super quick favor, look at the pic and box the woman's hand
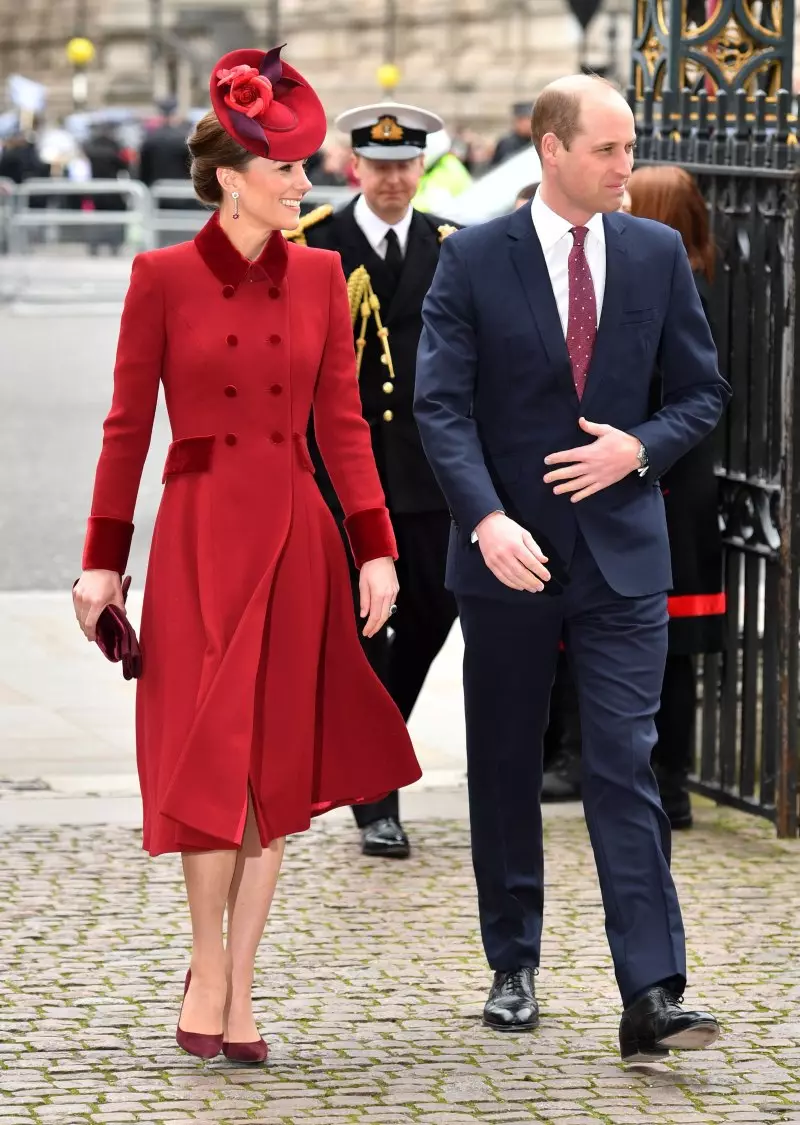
[73,569,125,642]
[358,557,399,638]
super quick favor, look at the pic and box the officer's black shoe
[654,766,693,830]
[541,749,582,802]
[619,985,719,1063]
[482,968,539,1032]
[360,817,410,859]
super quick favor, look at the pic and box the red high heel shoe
[222,1037,269,1065]
[176,970,224,1060]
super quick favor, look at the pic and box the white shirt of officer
[354,192,413,259]
[472,189,607,543]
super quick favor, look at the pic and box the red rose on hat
[216,64,274,125]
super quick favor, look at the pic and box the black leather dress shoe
[541,749,582,802]
[654,766,693,830]
[360,817,410,858]
[619,986,719,1063]
[483,968,539,1032]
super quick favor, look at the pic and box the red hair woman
[628,164,725,830]
[72,46,420,1064]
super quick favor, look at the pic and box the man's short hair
[515,182,539,203]
[530,76,615,157]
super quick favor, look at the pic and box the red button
[269,383,283,396]
[225,433,237,446]
[222,285,235,299]
[271,431,285,444]
[268,286,281,299]
[226,334,238,346]
[224,385,237,398]
[269,334,281,345]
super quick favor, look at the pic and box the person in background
[138,97,191,188]
[414,130,472,213]
[514,182,539,209]
[628,164,726,829]
[82,124,131,255]
[0,131,49,185]
[290,102,461,860]
[491,101,533,166]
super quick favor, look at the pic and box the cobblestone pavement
[3,804,800,1125]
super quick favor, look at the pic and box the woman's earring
[232,191,240,220]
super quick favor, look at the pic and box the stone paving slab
[3,804,800,1124]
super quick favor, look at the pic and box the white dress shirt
[472,192,607,543]
[530,188,606,332]
[354,193,414,259]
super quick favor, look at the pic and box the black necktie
[383,227,403,280]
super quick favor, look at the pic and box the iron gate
[631,83,800,834]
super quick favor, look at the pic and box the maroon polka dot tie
[567,226,597,400]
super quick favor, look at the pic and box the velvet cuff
[344,507,398,569]
[82,516,135,574]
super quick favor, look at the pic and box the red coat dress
[82,212,421,856]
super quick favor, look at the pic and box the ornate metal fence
[628,76,800,834]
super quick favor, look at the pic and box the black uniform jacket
[303,197,457,516]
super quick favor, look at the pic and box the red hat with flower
[210,45,327,162]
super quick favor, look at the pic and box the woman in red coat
[73,47,421,1064]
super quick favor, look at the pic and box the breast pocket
[619,307,657,327]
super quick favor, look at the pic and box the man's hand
[543,417,642,503]
[474,512,551,593]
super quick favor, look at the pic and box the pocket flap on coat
[162,435,216,483]
[293,433,316,474]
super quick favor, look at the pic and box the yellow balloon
[376,62,401,91]
[66,37,96,67]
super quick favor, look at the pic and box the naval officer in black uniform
[290,103,460,859]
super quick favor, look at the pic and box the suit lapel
[508,207,571,377]
[581,214,627,412]
[386,211,439,323]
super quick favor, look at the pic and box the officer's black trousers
[343,510,458,827]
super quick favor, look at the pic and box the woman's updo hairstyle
[187,111,254,206]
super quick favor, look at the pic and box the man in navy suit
[414,75,730,1063]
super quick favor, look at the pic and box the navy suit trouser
[457,533,687,1005]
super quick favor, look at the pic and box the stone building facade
[0,0,632,136]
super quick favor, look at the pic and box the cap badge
[371,116,405,142]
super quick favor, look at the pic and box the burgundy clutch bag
[76,575,142,680]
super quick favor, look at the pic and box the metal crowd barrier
[0,178,356,257]
[7,178,154,254]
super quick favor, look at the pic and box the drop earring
[232,191,240,220]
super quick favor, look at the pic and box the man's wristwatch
[636,441,650,477]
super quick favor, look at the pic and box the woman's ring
[389,604,397,616]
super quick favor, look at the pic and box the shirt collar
[530,189,605,252]
[194,210,288,291]
[354,193,414,254]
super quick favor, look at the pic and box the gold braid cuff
[346,265,395,383]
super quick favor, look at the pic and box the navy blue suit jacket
[413,205,731,602]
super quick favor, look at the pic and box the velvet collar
[194,210,289,289]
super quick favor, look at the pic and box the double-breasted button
[222,285,235,299]
[226,334,238,346]
[268,286,281,300]
[225,433,237,446]
[269,334,281,345]
[269,383,283,396]
[224,385,237,398]
[271,431,285,444]
[383,381,393,394]
[383,410,394,422]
